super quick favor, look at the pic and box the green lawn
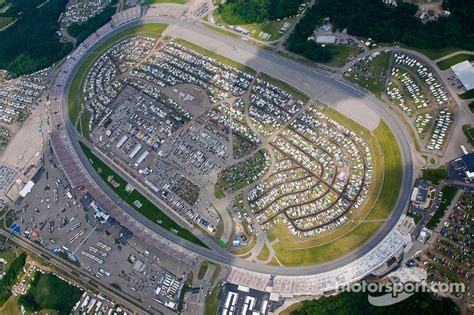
[406,211,422,224]
[319,44,363,68]
[436,54,474,70]
[366,121,402,220]
[213,186,225,199]
[462,124,474,146]
[345,52,391,97]
[79,142,209,248]
[272,221,384,266]
[0,17,14,30]
[197,260,210,280]
[421,167,447,185]
[20,272,83,315]
[80,111,91,140]
[214,5,247,25]
[256,243,270,261]
[68,23,168,127]
[205,282,222,315]
[459,89,474,100]
[173,38,256,74]
[469,101,474,113]
[403,45,465,60]
[426,186,458,230]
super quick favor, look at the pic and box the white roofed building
[451,60,474,91]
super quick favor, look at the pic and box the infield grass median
[79,142,209,249]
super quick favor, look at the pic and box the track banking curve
[60,16,414,276]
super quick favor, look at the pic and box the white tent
[451,60,474,91]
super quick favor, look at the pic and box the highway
[0,230,150,314]
[58,16,414,277]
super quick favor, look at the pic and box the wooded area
[0,0,72,76]
[217,0,305,24]
[291,291,459,315]
[314,0,474,51]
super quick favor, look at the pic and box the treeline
[291,291,459,315]
[218,0,305,24]
[286,7,332,63]
[19,271,83,314]
[313,0,474,51]
[0,252,26,305]
[0,0,72,76]
[67,1,117,44]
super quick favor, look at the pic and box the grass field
[0,17,14,30]
[436,54,474,70]
[403,45,465,60]
[256,243,270,261]
[173,38,256,74]
[68,23,168,129]
[197,260,214,280]
[272,221,384,266]
[345,52,391,97]
[462,124,474,146]
[422,167,447,185]
[1,296,21,315]
[459,89,474,100]
[426,186,458,230]
[205,282,222,315]
[319,44,363,68]
[79,142,209,248]
[22,272,83,314]
[214,5,246,25]
[469,101,474,113]
[214,186,225,199]
[366,121,402,219]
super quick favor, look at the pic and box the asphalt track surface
[60,16,414,276]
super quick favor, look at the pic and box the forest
[286,7,332,63]
[0,0,72,76]
[217,0,305,24]
[291,291,459,315]
[286,0,473,63]
[313,0,474,51]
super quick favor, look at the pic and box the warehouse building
[451,60,474,91]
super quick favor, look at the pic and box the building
[316,35,336,44]
[447,152,474,182]
[451,60,474,91]
[417,227,432,243]
[410,180,434,209]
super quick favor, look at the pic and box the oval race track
[52,16,414,277]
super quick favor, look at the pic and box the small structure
[316,35,336,44]
[19,181,35,198]
[451,60,474,91]
[410,180,434,209]
[447,152,474,182]
[417,227,432,243]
